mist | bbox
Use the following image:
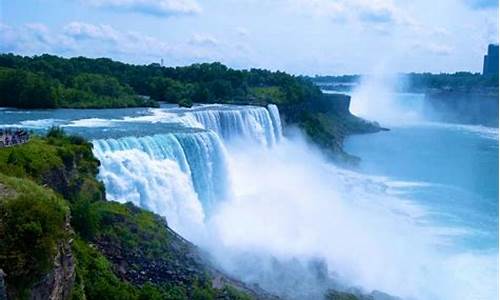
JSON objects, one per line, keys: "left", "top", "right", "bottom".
{"left": 190, "top": 129, "right": 497, "bottom": 300}
{"left": 350, "top": 73, "right": 427, "bottom": 127}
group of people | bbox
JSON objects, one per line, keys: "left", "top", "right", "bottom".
{"left": 0, "top": 128, "right": 30, "bottom": 147}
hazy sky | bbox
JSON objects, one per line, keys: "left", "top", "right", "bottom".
{"left": 0, "top": 0, "right": 498, "bottom": 75}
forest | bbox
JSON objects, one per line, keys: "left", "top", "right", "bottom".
{"left": 0, "top": 53, "right": 321, "bottom": 109}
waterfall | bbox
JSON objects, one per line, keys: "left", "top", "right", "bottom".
{"left": 267, "top": 104, "right": 283, "bottom": 142}
{"left": 184, "top": 105, "right": 282, "bottom": 146}
{"left": 91, "top": 148, "right": 205, "bottom": 237}
{"left": 93, "top": 130, "right": 230, "bottom": 215}
{"left": 91, "top": 104, "right": 283, "bottom": 236}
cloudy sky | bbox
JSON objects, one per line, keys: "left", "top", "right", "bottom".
{"left": 0, "top": 0, "right": 498, "bottom": 75}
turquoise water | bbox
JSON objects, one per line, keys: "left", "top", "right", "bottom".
{"left": 345, "top": 122, "right": 498, "bottom": 252}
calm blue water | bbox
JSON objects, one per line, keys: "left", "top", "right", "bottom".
{"left": 345, "top": 122, "right": 498, "bottom": 251}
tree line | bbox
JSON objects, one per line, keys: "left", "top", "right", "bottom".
{"left": 0, "top": 53, "right": 321, "bottom": 109}
{"left": 310, "top": 72, "right": 499, "bottom": 91}
{"left": 401, "top": 72, "right": 499, "bottom": 91}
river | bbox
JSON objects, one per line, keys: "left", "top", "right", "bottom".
{"left": 0, "top": 97, "right": 497, "bottom": 299}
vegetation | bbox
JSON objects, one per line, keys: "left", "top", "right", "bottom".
{"left": 325, "top": 290, "right": 362, "bottom": 300}
{"left": 311, "top": 72, "right": 499, "bottom": 91}
{"left": 311, "top": 75, "right": 361, "bottom": 84}
{"left": 0, "top": 53, "right": 321, "bottom": 108}
{"left": 402, "top": 72, "right": 499, "bottom": 90}
{"left": 249, "top": 86, "right": 287, "bottom": 104}
{"left": 298, "top": 111, "right": 381, "bottom": 163}
{"left": 0, "top": 175, "right": 68, "bottom": 295}
{"left": 0, "top": 67, "right": 156, "bottom": 108}
{"left": 0, "top": 129, "right": 255, "bottom": 299}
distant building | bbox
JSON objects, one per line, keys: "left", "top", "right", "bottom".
{"left": 483, "top": 44, "right": 499, "bottom": 76}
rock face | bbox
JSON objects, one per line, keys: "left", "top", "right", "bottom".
{"left": 425, "top": 88, "right": 499, "bottom": 127}
{"left": 29, "top": 220, "right": 75, "bottom": 300}
{"left": 312, "top": 93, "right": 351, "bottom": 115}
{"left": 280, "top": 92, "right": 385, "bottom": 162}
{"left": 94, "top": 203, "right": 277, "bottom": 300}
{"left": 95, "top": 219, "right": 208, "bottom": 287}
{"left": 278, "top": 93, "right": 353, "bottom": 123}
{"left": 0, "top": 270, "right": 7, "bottom": 300}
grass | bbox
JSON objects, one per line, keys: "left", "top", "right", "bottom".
{"left": 0, "top": 137, "right": 63, "bottom": 178}
{"left": 0, "top": 174, "right": 69, "bottom": 295}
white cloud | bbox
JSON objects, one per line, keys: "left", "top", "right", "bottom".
{"left": 63, "top": 22, "right": 175, "bottom": 57}
{"left": 64, "top": 22, "right": 120, "bottom": 42}
{"left": 0, "top": 21, "right": 176, "bottom": 60}
{"left": 412, "top": 42, "right": 453, "bottom": 56}
{"left": 189, "top": 33, "right": 218, "bottom": 47}
{"left": 81, "top": 0, "right": 202, "bottom": 16}
{"left": 0, "top": 21, "right": 230, "bottom": 66}
{"left": 290, "top": 0, "right": 412, "bottom": 25}
{"left": 0, "top": 22, "right": 75, "bottom": 54}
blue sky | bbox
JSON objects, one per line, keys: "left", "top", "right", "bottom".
{"left": 0, "top": 0, "right": 498, "bottom": 75}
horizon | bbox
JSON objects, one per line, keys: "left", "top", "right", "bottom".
{"left": 0, "top": 51, "right": 494, "bottom": 77}
{"left": 0, "top": 0, "right": 498, "bottom": 75}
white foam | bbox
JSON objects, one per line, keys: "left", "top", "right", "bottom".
{"left": 439, "top": 123, "right": 498, "bottom": 141}
{"left": 65, "top": 118, "right": 115, "bottom": 127}
{"left": 95, "top": 149, "right": 205, "bottom": 239}
{"left": 20, "top": 118, "right": 63, "bottom": 128}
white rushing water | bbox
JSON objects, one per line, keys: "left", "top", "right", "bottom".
{"left": 88, "top": 102, "right": 497, "bottom": 300}
{"left": 182, "top": 104, "right": 282, "bottom": 146}
{"left": 93, "top": 131, "right": 230, "bottom": 216}
{"left": 91, "top": 104, "right": 282, "bottom": 236}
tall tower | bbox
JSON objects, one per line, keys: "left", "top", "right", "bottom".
{"left": 483, "top": 44, "right": 499, "bottom": 76}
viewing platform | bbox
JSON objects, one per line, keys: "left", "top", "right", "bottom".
{"left": 0, "top": 128, "right": 30, "bottom": 148}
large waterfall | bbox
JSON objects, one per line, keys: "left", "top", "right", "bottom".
{"left": 183, "top": 104, "right": 282, "bottom": 146}
{"left": 92, "top": 104, "right": 282, "bottom": 234}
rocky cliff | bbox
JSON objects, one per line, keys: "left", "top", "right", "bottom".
{"left": 29, "top": 225, "right": 75, "bottom": 300}
{"left": 279, "top": 93, "right": 385, "bottom": 162}
{"left": 424, "top": 87, "right": 499, "bottom": 127}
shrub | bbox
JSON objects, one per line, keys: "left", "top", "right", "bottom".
{"left": 46, "top": 126, "right": 65, "bottom": 139}
{"left": 0, "top": 175, "right": 68, "bottom": 291}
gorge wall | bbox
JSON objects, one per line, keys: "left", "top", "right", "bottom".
{"left": 424, "top": 88, "right": 499, "bottom": 127}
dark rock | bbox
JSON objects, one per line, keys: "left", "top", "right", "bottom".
{"left": 30, "top": 233, "right": 75, "bottom": 300}
{"left": 0, "top": 269, "right": 6, "bottom": 300}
